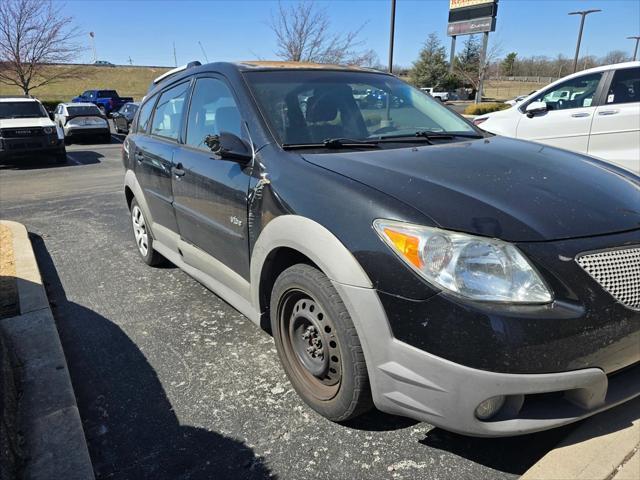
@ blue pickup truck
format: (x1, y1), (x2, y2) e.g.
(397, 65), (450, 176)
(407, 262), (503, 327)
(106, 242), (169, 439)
(71, 90), (134, 116)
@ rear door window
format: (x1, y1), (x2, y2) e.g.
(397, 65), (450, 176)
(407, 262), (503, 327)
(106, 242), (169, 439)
(605, 67), (640, 105)
(151, 82), (189, 141)
(136, 98), (155, 133)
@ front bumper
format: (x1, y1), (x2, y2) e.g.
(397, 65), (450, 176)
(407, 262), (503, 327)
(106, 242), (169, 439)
(334, 281), (640, 437)
(0, 135), (63, 158)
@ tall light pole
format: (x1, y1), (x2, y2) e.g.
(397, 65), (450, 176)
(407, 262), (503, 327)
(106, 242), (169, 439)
(569, 9), (601, 73)
(628, 36), (640, 61)
(388, 0), (396, 73)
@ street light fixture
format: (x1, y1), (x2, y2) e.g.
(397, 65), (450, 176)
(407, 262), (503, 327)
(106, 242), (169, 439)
(628, 36), (640, 61)
(568, 9), (601, 73)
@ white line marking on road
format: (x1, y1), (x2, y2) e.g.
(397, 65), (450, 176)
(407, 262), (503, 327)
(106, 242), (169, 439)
(65, 153), (82, 165)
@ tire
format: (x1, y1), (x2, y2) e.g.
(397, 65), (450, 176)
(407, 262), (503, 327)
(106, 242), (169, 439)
(101, 132), (111, 144)
(130, 198), (165, 266)
(55, 149), (67, 164)
(270, 264), (372, 422)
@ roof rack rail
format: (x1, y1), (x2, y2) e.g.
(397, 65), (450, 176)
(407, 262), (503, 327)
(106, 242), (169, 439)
(151, 61), (201, 86)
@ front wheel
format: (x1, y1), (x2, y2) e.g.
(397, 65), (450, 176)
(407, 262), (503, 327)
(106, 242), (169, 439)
(55, 149), (67, 164)
(270, 264), (372, 422)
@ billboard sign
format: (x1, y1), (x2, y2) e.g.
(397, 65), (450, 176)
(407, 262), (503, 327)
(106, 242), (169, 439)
(448, 0), (497, 37)
(449, 0), (494, 9)
(447, 17), (496, 36)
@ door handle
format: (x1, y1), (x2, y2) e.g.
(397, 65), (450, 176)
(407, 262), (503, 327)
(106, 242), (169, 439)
(172, 163), (185, 177)
(571, 112), (590, 118)
(598, 110), (619, 116)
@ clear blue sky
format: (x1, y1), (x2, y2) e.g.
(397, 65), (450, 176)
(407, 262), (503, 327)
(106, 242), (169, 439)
(59, 0), (640, 67)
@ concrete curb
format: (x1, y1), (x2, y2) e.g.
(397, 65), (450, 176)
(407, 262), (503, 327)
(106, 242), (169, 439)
(0, 220), (94, 480)
(521, 397), (640, 480)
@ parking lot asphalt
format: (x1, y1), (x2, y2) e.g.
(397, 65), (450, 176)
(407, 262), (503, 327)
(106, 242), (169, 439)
(0, 130), (574, 480)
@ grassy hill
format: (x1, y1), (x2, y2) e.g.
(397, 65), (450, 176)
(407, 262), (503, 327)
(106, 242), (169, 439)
(0, 64), (171, 103)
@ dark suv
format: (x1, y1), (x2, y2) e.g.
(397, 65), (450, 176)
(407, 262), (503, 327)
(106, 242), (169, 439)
(122, 61), (640, 437)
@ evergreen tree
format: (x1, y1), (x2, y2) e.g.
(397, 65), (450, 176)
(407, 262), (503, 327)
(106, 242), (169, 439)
(409, 33), (449, 88)
(501, 52), (517, 76)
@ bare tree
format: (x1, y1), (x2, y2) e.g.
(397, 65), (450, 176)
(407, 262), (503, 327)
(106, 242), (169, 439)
(0, 0), (82, 95)
(269, 0), (377, 66)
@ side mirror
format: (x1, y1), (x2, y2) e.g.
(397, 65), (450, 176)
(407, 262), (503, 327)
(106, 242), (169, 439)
(205, 131), (252, 164)
(525, 101), (547, 117)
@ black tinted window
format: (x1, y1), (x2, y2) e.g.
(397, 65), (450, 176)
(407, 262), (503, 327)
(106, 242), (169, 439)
(136, 98), (155, 133)
(185, 78), (242, 150)
(0, 101), (47, 119)
(98, 90), (118, 98)
(606, 68), (639, 105)
(67, 106), (102, 116)
(151, 82), (189, 141)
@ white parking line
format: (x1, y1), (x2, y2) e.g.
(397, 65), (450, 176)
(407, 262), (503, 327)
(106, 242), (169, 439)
(65, 153), (82, 165)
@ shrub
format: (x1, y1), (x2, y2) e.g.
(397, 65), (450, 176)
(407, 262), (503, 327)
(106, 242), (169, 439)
(464, 102), (511, 116)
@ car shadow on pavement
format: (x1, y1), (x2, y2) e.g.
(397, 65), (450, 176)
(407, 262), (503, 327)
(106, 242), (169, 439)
(419, 423), (574, 475)
(0, 153), (99, 170)
(29, 233), (274, 480)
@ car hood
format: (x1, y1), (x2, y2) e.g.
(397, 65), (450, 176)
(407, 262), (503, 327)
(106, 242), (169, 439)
(0, 117), (55, 129)
(301, 136), (640, 242)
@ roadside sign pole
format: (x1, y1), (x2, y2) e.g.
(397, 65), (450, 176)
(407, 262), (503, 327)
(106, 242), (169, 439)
(475, 31), (489, 104)
(388, 0), (396, 73)
(449, 36), (457, 73)
(569, 9), (601, 73)
(628, 36), (640, 61)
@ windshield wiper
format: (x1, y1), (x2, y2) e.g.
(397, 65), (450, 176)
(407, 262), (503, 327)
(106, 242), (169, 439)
(416, 130), (484, 139)
(282, 138), (380, 150)
(376, 131), (484, 142)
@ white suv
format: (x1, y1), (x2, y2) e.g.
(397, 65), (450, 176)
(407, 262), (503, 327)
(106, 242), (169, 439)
(474, 62), (640, 173)
(53, 102), (111, 144)
(0, 96), (66, 163)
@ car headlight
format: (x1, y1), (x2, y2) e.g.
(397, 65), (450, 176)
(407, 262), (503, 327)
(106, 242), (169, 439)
(374, 219), (552, 303)
(43, 126), (53, 134)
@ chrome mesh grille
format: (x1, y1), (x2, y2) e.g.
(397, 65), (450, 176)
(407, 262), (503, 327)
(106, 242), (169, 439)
(577, 247), (640, 310)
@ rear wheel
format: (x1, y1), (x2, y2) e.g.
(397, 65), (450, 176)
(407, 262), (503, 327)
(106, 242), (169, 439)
(130, 198), (165, 266)
(270, 264), (372, 422)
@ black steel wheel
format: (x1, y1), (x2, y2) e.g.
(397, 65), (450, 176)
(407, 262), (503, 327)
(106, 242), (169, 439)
(270, 264), (372, 421)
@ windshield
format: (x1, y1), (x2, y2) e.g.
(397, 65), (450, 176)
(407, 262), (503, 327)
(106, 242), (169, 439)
(244, 70), (476, 145)
(67, 105), (102, 116)
(0, 101), (48, 119)
(97, 90), (118, 98)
